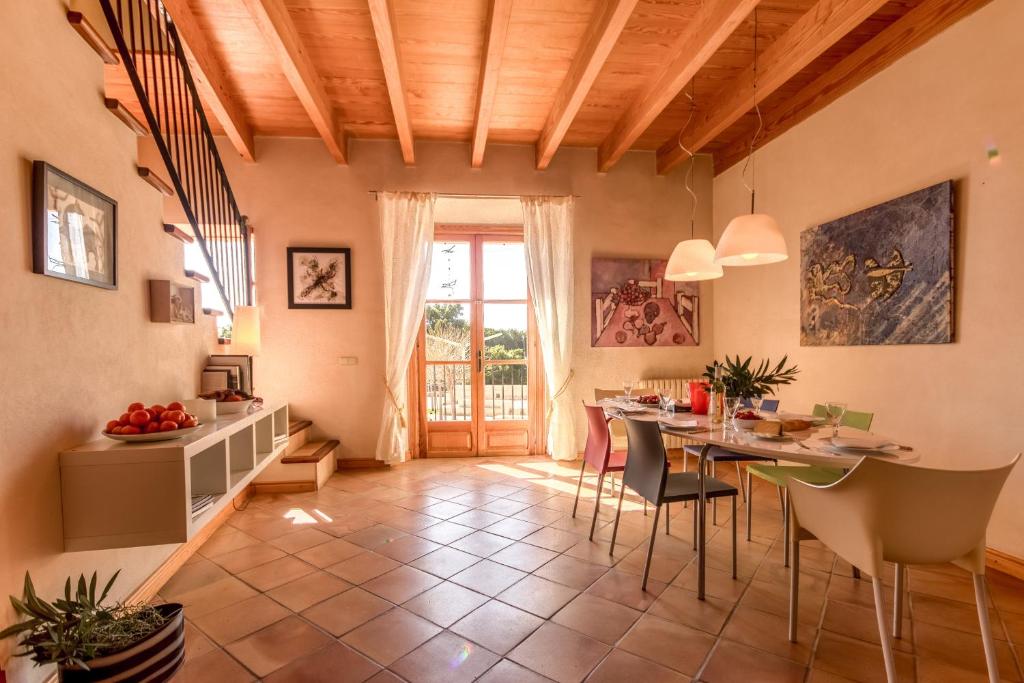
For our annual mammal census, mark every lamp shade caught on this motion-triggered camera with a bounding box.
[665,239,723,281]
[231,305,261,355]
[714,213,788,266]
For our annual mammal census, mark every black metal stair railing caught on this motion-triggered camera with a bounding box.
[98,0,252,315]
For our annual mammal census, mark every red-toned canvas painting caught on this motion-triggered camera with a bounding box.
[591,257,699,348]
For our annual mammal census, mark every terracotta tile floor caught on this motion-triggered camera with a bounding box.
[167,455,1024,682]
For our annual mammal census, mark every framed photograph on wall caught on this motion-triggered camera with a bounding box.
[287,246,352,309]
[32,161,117,289]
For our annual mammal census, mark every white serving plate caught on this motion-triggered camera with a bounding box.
[102,425,202,443]
[216,399,254,415]
[830,435,896,450]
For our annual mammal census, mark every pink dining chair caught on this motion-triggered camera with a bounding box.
[573,404,628,540]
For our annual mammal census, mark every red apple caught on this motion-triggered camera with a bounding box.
[159,420,178,432]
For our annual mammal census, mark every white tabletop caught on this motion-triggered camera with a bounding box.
[601,402,919,468]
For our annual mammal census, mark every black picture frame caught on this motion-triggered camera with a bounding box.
[32,161,117,290]
[287,246,352,309]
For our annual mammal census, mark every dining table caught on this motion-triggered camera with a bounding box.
[599,399,919,600]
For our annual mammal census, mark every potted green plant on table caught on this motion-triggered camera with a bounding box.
[0,571,184,682]
[703,355,800,400]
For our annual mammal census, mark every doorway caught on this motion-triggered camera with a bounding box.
[415,227,542,456]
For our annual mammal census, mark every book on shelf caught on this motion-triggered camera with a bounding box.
[207,354,253,395]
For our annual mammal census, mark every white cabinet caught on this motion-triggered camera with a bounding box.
[59,401,289,551]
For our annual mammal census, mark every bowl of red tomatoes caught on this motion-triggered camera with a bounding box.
[732,410,764,430]
[103,401,202,442]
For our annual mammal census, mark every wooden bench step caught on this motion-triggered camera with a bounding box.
[289,419,313,437]
[282,440,338,465]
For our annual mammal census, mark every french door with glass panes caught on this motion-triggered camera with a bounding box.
[417,229,541,456]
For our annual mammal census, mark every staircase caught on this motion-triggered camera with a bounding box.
[252,419,340,493]
[70,1,253,317]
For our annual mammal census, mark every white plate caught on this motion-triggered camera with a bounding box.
[825,443,901,455]
[831,435,895,450]
[752,432,791,442]
[779,413,827,425]
[103,425,202,442]
[216,399,254,415]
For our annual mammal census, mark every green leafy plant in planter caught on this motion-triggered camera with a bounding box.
[0,571,184,681]
[703,355,800,400]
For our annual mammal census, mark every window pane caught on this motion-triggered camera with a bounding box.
[425,303,471,361]
[427,241,471,300]
[484,364,528,420]
[484,304,527,360]
[482,242,526,300]
[426,363,472,421]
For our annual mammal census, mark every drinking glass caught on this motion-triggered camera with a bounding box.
[658,390,673,415]
[825,401,847,438]
[622,380,634,402]
[725,396,741,430]
[751,396,764,415]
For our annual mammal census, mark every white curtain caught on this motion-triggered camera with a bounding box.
[521,196,575,461]
[376,192,436,462]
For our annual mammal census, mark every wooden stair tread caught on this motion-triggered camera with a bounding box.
[282,439,338,464]
[288,419,313,436]
[67,11,119,65]
[138,167,174,196]
[105,98,149,136]
[164,224,194,244]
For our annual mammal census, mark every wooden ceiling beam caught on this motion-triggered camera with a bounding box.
[241,0,347,164]
[710,0,996,174]
[158,0,256,162]
[657,0,891,174]
[367,0,415,165]
[536,0,638,170]
[471,0,514,168]
[597,0,759,173]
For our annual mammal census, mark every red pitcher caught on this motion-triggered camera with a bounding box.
[688,381,710,415]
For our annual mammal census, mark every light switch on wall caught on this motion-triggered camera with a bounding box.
[338,356,358,365]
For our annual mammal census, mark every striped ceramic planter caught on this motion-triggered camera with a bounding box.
[59,603,184,683]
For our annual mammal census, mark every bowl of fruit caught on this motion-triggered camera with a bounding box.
[103,401,202,442]
[732,410,764,430]
[636,394,660,405]
[199,389,256,415]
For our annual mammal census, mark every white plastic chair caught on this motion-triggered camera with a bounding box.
[786,454,1020,683]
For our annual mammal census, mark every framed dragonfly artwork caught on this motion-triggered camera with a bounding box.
[287,246,352,309]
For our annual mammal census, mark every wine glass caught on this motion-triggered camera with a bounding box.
[622,380,634,403]
[825,401,847,438]
[658,390,673,415]
[725,396,741,430]
[751,396,764,415]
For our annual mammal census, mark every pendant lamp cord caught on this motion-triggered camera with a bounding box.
[741,9,764,214]
[676,80,698,239]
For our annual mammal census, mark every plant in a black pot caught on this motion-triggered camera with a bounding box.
[0,571,184,682]
[703,355,800,400]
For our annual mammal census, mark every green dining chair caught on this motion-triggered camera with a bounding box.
[745,404,874,567]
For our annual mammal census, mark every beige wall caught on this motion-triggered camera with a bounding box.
[164,138,716,456]
[0,1,213,678]
[711,0,1024,556]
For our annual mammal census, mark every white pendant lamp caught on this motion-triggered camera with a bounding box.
[666,238,723,281]
[715,8,787,268]
[665,89,722,282]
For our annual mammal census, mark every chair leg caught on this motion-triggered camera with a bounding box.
[783,489,790,569]
[608,482,627,556]
[871,576,898,683]
[789,527,800,642]
[692,503,698,551]
[711,460,718,526]
[665,503,670,535]
[893,564,905,638]
[642,504,662,591]
[973,573,1001,683]
[735,462,746,502]
[571,459,586,518]
[589,473,605,541]
[643,499,647,516]
[746,470,753,542]
[731,494,737,580]
[683,451,689,508]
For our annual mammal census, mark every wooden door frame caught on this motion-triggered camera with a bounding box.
[408,224,546,458]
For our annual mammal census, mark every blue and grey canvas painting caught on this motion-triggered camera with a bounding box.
[800,180,954,346]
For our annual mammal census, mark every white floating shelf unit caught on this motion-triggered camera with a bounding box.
[59,400,289,551]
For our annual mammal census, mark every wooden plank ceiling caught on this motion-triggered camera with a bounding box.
[104,0,990,173]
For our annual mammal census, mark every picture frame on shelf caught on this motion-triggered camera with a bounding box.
[287,246,351,309]
[32,161,117,289]
[149,279,196,323]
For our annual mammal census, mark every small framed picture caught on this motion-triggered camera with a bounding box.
[32,161,117,289]
[287,246,351,309]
